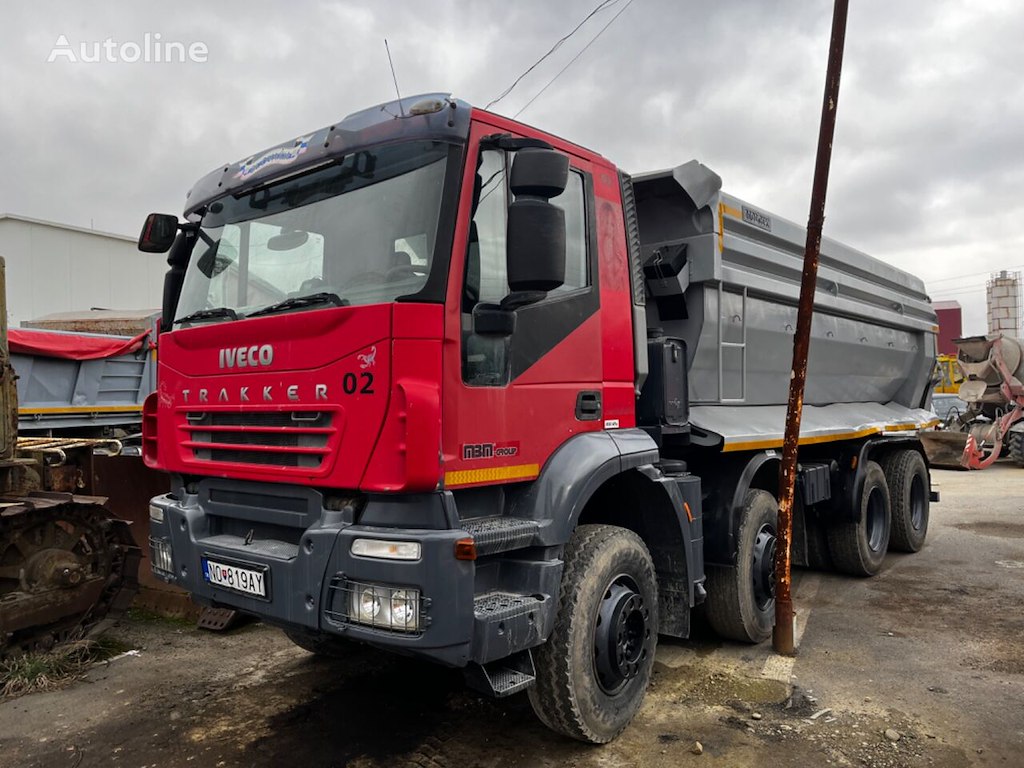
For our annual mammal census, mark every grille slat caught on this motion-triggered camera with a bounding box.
[183,440,329,454]
[183,424,332,435]
[182,410,335,469]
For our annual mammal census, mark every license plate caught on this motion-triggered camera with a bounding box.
[202,558,267,598]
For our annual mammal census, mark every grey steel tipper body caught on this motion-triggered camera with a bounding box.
[632,161,938,450]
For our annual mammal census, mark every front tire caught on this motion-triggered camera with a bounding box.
[828,460,891,576]
[881,450,929,552]
[704,490,777,643]
[529,525,658,744]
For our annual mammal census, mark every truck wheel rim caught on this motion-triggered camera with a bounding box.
[866,487,886,551]
[752,524,776,610]
[909,475,926,531]
[593,575,650,695]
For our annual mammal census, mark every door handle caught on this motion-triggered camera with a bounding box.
[575,390,602,421]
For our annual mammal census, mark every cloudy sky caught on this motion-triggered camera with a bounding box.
[1,0,1021,333]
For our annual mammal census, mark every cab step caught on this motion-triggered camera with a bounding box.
[472,591,551,666]
[464,649,536,698]
[460,516,540,556]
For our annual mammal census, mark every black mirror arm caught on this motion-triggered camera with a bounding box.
[472,303,516,337]
[500,290,547,311]
[471,290,548,338]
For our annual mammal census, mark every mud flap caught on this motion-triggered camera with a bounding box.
[196,607,242,632]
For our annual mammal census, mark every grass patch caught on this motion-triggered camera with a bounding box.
[1,635,132,699]
[126,605,195,628]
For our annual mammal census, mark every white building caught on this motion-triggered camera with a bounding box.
[0,214,167,329]
[987,270,1022,338]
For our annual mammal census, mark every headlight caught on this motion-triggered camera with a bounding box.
[351,538,421,561]
[347,582,421,632]
[149,536,173,575]
[149,504,165,523]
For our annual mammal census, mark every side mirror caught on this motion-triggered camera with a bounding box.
[509,148,568,198]
[138,213,179,253]
[506,149,568,294]
[473,303,516,337]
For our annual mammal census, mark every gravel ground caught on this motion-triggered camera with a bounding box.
[1,463,1021,767]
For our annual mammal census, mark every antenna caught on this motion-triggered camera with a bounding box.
[384,39,405,116]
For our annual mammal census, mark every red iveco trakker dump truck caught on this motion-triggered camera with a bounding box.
[140,93,938,742]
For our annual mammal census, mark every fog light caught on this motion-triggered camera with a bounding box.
[149,536,173,575]
[347,582,421,633]
[357,587,382,621]
[390,589,419,628]
[149,504,165,523]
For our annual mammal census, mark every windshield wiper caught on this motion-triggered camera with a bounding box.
[174,307,240,325]
[246,292,348,319]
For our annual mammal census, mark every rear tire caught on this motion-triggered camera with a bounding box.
[828,460,891,576]
[881,450,929,552]
[704,490,777,643]
[805,511,833,571]
[529,525,658,744]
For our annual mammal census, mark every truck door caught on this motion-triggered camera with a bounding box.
[441,122,603,489]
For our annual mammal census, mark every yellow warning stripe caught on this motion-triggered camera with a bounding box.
[717,202,742,252]
[19,405,142,415]
[444,463,540,487]
[721,419,940,453]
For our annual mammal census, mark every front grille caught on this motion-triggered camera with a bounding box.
[181,410,335,469]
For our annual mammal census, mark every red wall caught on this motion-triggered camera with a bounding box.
[935,306,962,356]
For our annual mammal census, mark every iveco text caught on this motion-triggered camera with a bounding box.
[218,344,274,369]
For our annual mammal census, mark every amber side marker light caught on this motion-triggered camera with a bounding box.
[455,538,477,561]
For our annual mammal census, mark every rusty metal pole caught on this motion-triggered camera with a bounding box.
[774,0,850,655]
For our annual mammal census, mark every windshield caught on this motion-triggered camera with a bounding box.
[175,140,450,324]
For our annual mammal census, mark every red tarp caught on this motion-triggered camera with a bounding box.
[8,328,150,361]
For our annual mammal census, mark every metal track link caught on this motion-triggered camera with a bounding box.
[0,495,141,656]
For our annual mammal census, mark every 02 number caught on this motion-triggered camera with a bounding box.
[343,372,374,395]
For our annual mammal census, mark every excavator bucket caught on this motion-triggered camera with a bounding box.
[919,429,970,469]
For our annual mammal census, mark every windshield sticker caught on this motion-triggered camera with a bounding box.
[235,135,313,180]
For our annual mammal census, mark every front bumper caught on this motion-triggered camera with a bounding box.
[149,480,476,666]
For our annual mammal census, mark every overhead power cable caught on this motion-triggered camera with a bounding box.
[514,0,635,119]
[929,277,1024,296]
[928,286,987,297]
[926,263,1024,285]
[485,0,623,110]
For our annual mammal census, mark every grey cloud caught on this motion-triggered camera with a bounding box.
[1,0,1021,334]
